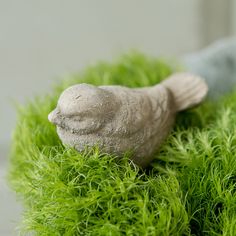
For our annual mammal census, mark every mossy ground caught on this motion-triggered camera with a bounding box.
[8,53,236,235]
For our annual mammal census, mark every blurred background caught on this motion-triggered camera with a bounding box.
[0,0,235,235]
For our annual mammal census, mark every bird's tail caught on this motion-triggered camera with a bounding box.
[161,73,208,112]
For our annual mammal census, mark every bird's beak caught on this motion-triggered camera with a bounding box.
[48,108,60,125]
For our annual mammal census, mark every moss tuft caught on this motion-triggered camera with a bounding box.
[8,52,236,235]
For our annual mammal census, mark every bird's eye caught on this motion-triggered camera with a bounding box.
[75,95,81,100]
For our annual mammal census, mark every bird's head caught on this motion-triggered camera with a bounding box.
[48,83,118,134]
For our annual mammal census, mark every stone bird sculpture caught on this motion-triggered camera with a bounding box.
[184,37,236,99]
[48,73,208,167]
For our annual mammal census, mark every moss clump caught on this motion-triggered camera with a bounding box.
[8,52,236,235]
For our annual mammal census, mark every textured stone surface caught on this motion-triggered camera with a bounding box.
[49,73,208,167]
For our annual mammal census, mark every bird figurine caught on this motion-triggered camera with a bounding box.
[184,37,236,99]
[48,73,208,168]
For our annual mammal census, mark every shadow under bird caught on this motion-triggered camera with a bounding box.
[48,73,208,167]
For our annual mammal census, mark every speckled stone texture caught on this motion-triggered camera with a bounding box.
[49,73,208,167]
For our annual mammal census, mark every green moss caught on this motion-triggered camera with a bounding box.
[8,52,236,235]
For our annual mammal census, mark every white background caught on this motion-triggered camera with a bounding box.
[0,0,235,235]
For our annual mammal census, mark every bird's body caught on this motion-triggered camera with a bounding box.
[49,73,208,167]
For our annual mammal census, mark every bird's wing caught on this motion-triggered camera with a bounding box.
[101,85,170,137]
[145,84,173,131]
